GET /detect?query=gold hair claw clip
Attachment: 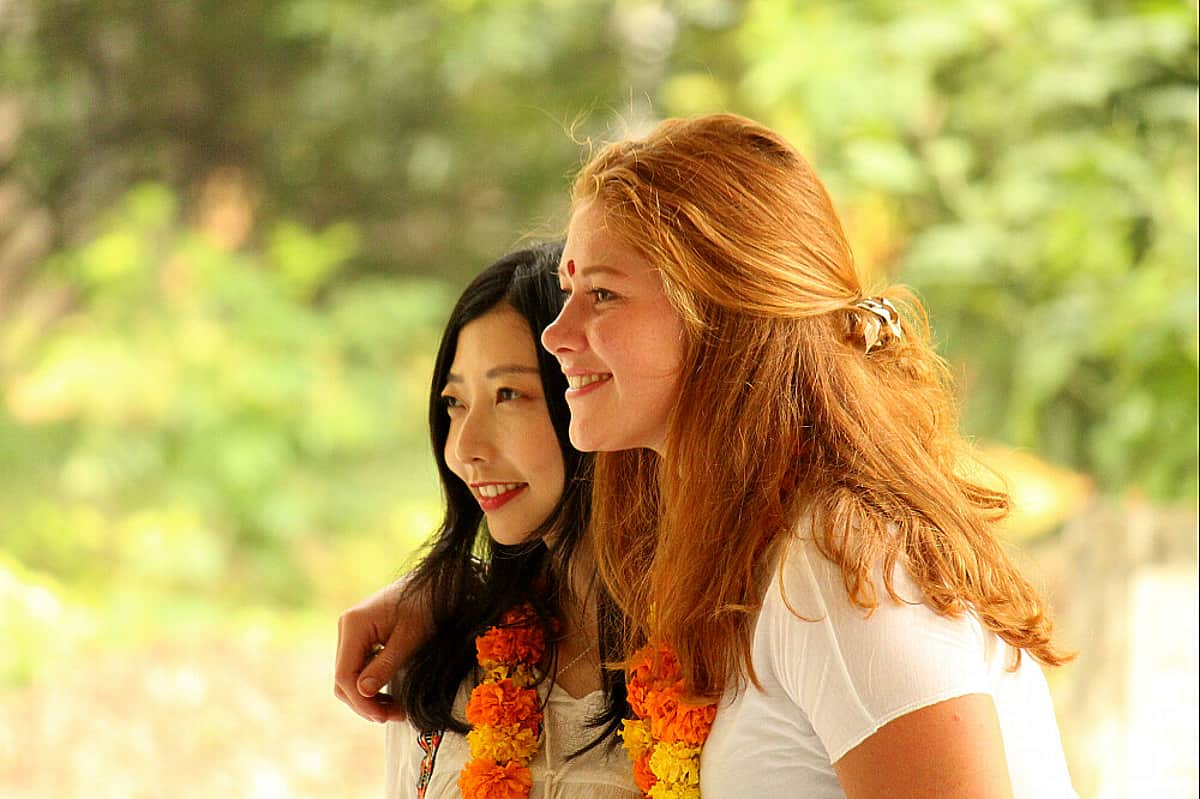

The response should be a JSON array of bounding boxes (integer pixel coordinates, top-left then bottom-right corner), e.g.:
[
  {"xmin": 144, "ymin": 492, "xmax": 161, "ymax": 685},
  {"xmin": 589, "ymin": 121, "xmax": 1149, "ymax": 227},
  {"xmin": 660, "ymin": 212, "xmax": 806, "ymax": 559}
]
[{"xmin": 854, "ymin": 297, "xmax": 903, "ymax": 353}]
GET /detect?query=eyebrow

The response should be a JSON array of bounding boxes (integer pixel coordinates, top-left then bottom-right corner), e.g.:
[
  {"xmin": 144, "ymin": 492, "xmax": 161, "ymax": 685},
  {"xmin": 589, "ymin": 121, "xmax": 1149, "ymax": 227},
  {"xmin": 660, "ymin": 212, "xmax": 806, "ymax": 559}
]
[{"xmin": 444, "ymin": 364, "xmax": 541, "ymax": 383}]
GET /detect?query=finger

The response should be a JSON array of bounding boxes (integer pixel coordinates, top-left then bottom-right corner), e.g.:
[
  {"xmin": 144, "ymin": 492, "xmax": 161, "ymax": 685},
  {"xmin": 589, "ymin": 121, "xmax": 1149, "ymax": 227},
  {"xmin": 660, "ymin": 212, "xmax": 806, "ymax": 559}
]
[
  {"xmin": 336, "ymin": 667, "xmax": 396, "ymax": 723},
  {"xmin": 333, "ymin": 615, "xmax": 367, "ymax": 697},
  {"xmin": 335, "ymin": 681, "xmax": 407, "ymax": 723},
  {"xmin": 367, "ymin": 690, "xmax": 408, "ymax": 723}
]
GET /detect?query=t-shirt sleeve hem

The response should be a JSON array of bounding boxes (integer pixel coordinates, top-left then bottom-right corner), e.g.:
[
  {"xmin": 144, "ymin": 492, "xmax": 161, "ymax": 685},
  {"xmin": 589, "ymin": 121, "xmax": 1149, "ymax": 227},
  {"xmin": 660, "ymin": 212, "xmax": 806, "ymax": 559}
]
[{"xmin": 826, "ymin": 687, "xmax": 993, "ymax": 764}]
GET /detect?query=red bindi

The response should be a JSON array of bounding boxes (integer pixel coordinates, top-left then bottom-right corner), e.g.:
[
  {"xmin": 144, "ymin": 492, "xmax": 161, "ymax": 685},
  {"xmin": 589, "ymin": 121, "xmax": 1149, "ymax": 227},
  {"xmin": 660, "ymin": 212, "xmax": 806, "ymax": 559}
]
[{"xmin": 566, "ymin": 259, "xmax": 575, "ymax": 276}]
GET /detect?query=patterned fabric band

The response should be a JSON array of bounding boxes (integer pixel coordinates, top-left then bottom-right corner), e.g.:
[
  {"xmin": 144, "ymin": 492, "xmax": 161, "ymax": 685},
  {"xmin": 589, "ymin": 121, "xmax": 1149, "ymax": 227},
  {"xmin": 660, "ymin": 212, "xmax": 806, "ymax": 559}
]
[
  {"xmin": 853, "ymin": 297, "xmax": 903, "ymax": 353},
  {"xmin": 416, "ymin": 729, "xmax": 444, "ymax": 798}
]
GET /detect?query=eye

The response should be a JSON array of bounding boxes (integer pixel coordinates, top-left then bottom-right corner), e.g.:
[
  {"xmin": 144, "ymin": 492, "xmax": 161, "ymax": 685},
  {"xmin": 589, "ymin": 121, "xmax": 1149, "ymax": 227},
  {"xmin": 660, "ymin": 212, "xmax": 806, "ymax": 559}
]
[
  {"xmin": 558, "ymin": 284, "xmax": 572, "ymax": 299},
  {"xmin": 589, "ymin": 287, "xmax": 616, "ymax": 303},
  {"xmin": 496, "ymin": 387, "xmax": 523, "ymax": 402},
  {"xmin": 441, "ymin": 394, "xmax": 463, "ymax": 412}
]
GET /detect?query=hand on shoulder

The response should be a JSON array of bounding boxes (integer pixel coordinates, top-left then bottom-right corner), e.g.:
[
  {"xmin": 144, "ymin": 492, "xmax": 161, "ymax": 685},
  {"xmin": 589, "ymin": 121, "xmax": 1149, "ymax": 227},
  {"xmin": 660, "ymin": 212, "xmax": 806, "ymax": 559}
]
[{"xmin": 333, "ymin": 577, "xmax": 431, "ymax": 723}]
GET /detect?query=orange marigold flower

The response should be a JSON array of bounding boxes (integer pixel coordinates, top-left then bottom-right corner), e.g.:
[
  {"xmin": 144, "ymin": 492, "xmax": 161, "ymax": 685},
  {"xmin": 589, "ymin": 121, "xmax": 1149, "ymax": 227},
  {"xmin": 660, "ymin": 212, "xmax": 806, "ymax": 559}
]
[
  {"xmin": 663, "ymin": 700, "xmax": 716, "ymax": 747},
  {"xmin": 624, "ymin": 641, "xmax": 716, "ymax": 797},
  {"xmin": 646, "ymin": 689, "xmax": 680, "ymax": 741},
  {"xmin": 498, "ymin": 604, "xmax": 538, "ymax": 627},
  {"xmin": 628, "ymin": 642, "xmax": 681, "ymax": 717},
  {"xmin": 628, "ymin": 643, "xmax": 679, "ymax": 686},
  {"xmin": 476, "ymin": 624, "xmax": 546, "ymax": 668},
  {"xmin": 458, "ymin": 758, "xmax": 533, "ymax": 799},
  {"xmin": 649, "ymin": 643, "xmax": 681, "ymax": 680},
  {"xmin": 627, "ymin": 677, "xmax": 652, "ymax": 717},
  {"xmin": 627, "ymin": 678, "xmax": 659, "ymax": 717},
  {"xmin": 474, "ymin": 604, "xmax": 546, "ymax": 669},
  {"xmin": 465, "ymin": 680, "xmax": 542, "ymax": 732},
  {"xmin": 645, "ymin": 690, "xmax": 715, "ymax": 746},
  {"xmin": 633, "ymin": 752, "xmax": 658, "ymax": 793},
  {"xmin": 460, "ymin": 604, "xmax": 551, "ymax": 799}
]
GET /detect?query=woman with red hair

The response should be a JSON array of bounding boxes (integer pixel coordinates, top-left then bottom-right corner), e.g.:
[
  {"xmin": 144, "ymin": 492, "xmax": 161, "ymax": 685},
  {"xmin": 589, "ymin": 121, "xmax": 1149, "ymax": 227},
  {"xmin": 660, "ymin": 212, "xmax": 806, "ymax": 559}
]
[{"xmin": 539, "ymin": 113, "xmax": 1076, "ymax": 797}]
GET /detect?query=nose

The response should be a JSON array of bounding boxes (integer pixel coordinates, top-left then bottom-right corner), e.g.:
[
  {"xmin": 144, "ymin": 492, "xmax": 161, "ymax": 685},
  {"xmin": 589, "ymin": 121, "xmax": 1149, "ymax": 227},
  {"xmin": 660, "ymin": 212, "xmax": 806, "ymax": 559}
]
[
  {"xmin": 541, "ymin": 297, "xmax": 583, "ymax": 356},
  {"xmin": 447, "ymin": 407, "xmax": 495, "ymax": 466}
]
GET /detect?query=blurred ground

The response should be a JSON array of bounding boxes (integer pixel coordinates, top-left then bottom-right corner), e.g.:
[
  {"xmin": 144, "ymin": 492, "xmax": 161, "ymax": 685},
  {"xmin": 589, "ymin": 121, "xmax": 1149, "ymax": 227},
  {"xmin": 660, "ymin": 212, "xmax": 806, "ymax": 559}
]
[
  {"xmin": 0, "ymin": 627, "xmax": 384, "ymax": 799},
  {"xmin": 0, "ymin": 567, "xmax": 1195, "ymax": 798}
]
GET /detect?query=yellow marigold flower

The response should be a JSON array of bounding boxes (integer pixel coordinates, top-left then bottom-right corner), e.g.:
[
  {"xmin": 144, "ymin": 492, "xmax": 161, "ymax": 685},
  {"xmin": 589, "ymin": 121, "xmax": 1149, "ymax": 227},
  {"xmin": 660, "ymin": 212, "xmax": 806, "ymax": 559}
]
[
  {"xmin": 481, "ymin": 663, "xmax": 537, "ymax": 687},
  {"xmin": 467, "ymin": 724, "xmax": 541, "ymax": 764},
  {"xmin": 507, "ymin": 664, "xmax": 536, "ymax": 688},
  {"xmin": 619, "ymin": 718, "xmax": 653, "ymax": 759},
  {"xmin": 461, "ymin": 604, "xmax": 551, "ymax": 799},
  {"xmin": 647, "ymin": 782, "xmax": 700, "ymax": 799},
  {"xmin": 648, "ymin": 741, "xmax": 701, "ymax": 787},
  {"xmin": 622, "ymin": 640, "xmax": 716, "ymax": 799},
  {"xmin": 484, "ymin": 664, "xmax": 513, "ymax": 681}
]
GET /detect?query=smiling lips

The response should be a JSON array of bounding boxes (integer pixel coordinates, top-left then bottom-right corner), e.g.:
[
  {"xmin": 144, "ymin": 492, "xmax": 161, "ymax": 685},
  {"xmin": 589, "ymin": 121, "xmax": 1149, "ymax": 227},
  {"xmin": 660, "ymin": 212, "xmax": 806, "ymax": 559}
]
[
  {"xmin": 566, "ymin": 373, "xmax": 612, "ymax": 394},
  {"xmin": 471, "ymin": 482, "xmax": 527, "ymax": 511}
]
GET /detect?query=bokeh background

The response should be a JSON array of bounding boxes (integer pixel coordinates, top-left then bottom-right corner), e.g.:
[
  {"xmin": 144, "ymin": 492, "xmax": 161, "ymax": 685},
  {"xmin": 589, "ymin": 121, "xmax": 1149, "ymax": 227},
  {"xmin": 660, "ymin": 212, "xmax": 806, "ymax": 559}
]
[{"xmin": 1, "ymin": 0, "xmax": 1197, "ymax": 797}]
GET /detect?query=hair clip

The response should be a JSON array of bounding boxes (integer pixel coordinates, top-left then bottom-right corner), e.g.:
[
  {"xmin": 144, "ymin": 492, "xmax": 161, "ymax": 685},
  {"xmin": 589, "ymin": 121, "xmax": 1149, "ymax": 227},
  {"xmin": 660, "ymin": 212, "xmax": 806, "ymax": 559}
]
[{"xmin": 854, "ymin": 297, "xmax": 903, "ymax": 353}]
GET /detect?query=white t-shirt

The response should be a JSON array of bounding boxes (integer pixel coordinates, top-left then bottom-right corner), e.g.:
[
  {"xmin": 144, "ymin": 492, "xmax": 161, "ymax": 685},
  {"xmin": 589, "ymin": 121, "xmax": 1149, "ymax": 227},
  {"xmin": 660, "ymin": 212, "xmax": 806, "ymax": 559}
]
[
  {"xmin": 701, "ymin": 534, "xmax": 1077, "ymax": 798},
  {"xmin": 385, "ymin": 681, "xmax": 637, "ymax": 799}
]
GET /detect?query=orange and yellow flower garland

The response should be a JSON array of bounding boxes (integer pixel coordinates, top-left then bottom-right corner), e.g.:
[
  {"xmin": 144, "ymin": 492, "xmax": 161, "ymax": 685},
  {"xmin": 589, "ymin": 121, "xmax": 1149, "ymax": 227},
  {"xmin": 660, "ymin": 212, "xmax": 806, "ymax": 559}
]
[
  {"xmin": 620, "ymin": 643, "xmax": 718, "ymax": 799},
  {"xmin": 459, "ymin": 604, "xmax": 547, "ymax": 799}
]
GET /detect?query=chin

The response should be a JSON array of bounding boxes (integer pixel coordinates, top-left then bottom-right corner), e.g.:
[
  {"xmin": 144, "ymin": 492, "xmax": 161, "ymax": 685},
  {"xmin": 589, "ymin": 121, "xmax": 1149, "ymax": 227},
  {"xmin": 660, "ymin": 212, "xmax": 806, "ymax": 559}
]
[
  {"xmin": 567, "ymin": 423, "xmax": 603, "ymax": 453},
  {"xmin": 570, "ymin": 417, "xmax": 658, "ymax": 453},
  {"xmin": 489, "ymin": 530, "xmax": 537, "ymax": 547}
]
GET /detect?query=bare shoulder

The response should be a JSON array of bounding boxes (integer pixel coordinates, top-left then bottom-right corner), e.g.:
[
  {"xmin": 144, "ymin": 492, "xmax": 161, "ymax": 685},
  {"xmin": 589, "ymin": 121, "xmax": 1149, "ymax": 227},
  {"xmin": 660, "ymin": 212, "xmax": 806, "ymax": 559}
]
[{"xmin": 833, "ymin": 693, "xmax": 1012, "ymax": 799}]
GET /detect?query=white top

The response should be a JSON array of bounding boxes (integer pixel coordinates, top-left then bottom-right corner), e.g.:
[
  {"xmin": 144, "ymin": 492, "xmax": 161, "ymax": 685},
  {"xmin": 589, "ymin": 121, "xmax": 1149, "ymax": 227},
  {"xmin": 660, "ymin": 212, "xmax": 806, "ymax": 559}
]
[
  {"xmin": 385, "ymin": 681, "xmax": 637, "ymax": 799},
  {"xmin": 701, "ymin": 533, "xmax": 1078, "ymax": 798}
]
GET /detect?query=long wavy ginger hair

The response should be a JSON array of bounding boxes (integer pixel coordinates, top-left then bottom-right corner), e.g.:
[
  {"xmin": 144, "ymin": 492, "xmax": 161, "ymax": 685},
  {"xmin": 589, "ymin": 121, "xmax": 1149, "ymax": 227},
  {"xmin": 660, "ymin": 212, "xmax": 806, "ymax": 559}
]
[{"xmin": 577, "ymin": 114, "xmax": 1069, "ymax": 700}]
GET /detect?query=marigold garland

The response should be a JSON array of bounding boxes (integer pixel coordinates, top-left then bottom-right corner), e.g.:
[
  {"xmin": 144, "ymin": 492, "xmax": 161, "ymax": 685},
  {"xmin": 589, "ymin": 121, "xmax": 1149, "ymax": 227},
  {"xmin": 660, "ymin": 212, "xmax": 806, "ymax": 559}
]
[
  {"xmin": 619, "ymin": 642, "xmax": 718, "ymax": 799},
  {"xmin": 459, "ymin": 604, "xmax": 547, "ymax": 799}
]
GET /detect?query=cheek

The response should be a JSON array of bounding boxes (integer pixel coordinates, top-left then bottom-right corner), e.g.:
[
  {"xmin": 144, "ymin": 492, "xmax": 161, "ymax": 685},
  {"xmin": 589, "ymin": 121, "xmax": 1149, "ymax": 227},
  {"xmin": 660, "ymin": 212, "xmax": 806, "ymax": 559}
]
[
  {"xmin": 652, "ymin": 309, "xmax": 687, "ymax": 380},
  {"xmin": 591, "ymin": 320, "xmax": 633, "ymax": 370},
  {"xmin": 537, "ymin": 436, "xmax": 566, "ymax": 486},
  {"xmin": 524, "ymin": 424, "xmax": 565, "ymax": 492},
  {"xmin": 614, "ymin": 324, "xmax": 685, "ymax": 383},
  {"xmin": 585, "ymin": 305, "xmax": 686, "ymax": 391}
]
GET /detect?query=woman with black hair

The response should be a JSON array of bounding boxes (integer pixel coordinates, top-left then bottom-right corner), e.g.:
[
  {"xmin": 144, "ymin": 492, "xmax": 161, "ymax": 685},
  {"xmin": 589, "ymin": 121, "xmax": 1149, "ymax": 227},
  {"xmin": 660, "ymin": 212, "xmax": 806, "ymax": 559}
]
[{"xmin": 347, "ymin": 243, "xmax": 635, "ymax": 798}]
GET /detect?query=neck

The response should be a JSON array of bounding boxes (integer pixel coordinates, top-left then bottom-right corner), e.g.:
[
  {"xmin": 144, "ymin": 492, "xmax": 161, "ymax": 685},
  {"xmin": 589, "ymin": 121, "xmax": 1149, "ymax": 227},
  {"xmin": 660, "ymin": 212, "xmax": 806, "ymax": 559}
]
[
  {"xmin": 558, "ymin": 530, "xmax": 598, "ymax": 641},
  {"xmin": 549, "ymin": 528, "xmax": 603, "ymax": 697}
]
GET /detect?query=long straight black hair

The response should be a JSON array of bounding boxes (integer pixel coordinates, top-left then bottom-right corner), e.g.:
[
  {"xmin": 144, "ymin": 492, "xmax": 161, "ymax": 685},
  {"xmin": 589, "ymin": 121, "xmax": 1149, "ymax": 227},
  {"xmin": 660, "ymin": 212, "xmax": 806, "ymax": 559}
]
[{"xmin": 394, "ymin": 242, "xmax": 627, "ymax": 751}]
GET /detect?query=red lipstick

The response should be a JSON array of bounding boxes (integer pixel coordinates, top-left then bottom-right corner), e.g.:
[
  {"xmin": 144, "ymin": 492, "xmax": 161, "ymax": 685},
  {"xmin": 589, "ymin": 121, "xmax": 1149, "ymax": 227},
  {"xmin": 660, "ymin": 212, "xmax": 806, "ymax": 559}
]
[{"xmin": 472, "ymin": 483, "xmax": 527, "ymax": 512}]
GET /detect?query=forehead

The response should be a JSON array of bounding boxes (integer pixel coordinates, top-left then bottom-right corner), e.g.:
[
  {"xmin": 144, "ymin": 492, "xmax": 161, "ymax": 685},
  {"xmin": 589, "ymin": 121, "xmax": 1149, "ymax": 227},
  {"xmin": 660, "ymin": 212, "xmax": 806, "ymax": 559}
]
[
  {"xmin": 449, "ymin": 306, "xmax": 538, "ymax": 370},
  {"xmin": 561, "ymin": 199, "xmax": 651, "ymax": 276}
]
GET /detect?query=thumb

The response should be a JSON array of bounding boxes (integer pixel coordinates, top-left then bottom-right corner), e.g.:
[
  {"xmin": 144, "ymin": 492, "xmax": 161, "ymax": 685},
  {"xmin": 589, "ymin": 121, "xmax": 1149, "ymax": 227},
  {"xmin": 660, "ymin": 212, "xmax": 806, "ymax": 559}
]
[{"xmin": 357, "ymin": 624, "xmax": 409, "ymax": 697}]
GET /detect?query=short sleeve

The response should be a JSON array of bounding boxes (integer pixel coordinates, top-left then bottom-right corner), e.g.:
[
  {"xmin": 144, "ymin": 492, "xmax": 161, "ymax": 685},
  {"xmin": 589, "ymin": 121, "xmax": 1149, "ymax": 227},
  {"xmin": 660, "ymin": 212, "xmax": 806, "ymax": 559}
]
[{"xmin": 768, "ymin": 538, "xmax": 994, "ymax": 762}]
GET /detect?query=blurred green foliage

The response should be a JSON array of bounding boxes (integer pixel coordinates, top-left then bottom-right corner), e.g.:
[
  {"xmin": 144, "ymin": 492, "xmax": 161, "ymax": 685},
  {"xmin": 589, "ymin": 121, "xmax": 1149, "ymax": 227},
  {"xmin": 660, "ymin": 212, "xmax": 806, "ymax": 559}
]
[
  {"xmin": 720, "ymin": 0, "xmax": 1199, "ymax": 498},
  {"xmin": 0, "ymin": 0, "xmax": 1196, "ymax": 629},
  {"xmin": 2, "ymin": 184, "xmax": 449, "ymax": 617}
]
